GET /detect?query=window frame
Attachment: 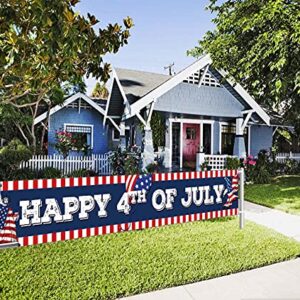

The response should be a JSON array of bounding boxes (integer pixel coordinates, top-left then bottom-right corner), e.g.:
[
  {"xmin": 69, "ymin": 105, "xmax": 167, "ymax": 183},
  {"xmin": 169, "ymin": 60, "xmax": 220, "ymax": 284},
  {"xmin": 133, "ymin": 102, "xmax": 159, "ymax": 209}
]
[
  {"xmin": 63, "ymin": 123, "xmax": 94, "ymax": 149},
  {"xmin": 219, "ymin": 122, "xmax": 251, "ymax": 155},
  {"xmin": 112, "ymin": 128, "xmax": 120, "ymax": 142}
]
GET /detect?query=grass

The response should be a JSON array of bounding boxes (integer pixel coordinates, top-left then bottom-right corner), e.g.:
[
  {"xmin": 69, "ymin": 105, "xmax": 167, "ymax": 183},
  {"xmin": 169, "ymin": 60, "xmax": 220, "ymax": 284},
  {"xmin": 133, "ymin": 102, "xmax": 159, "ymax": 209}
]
[
  {"xmin": 0, "ymin": 218, "xmax": 300, "ymax": 300},
  {"xmin": 245, "ymin": 175, "xmax": 300, "ymax": 215}
]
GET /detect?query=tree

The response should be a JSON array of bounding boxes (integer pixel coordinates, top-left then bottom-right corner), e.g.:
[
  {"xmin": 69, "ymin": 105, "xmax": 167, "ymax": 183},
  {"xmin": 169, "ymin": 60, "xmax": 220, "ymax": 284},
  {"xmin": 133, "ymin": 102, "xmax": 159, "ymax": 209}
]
[
  {"xmin": 91, "ymin": 82, "xmax": 109, "ymax": 99},
  {"xmin": 0, "ymin": 0, "xmax": 133, "ymax": 152},
  {"xmin": 189, "ymin": 0, "xmax": 300, "ymax": 134}
]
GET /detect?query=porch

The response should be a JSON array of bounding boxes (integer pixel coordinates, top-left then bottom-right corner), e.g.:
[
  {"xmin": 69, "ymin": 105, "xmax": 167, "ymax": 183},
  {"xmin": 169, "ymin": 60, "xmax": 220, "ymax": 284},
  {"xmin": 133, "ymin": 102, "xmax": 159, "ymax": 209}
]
[{"xmin": 162, "ymin": 116, "xmax": 249, "ymax": 170}]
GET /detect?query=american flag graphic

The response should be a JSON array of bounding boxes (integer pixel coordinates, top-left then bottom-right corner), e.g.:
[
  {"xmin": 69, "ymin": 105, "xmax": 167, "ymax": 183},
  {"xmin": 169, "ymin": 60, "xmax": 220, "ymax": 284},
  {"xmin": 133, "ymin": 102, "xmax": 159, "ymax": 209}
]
[
  {"xmin": 224, "ymin": 175, "xmax": 239, "ymax": 207},
  {"xmin": 125, "ymin": 174, "xmax": 153, "ymax": 194},
  {"xmin": 0, "ymin": 197, "xmax": 18, "ymax": 244}
]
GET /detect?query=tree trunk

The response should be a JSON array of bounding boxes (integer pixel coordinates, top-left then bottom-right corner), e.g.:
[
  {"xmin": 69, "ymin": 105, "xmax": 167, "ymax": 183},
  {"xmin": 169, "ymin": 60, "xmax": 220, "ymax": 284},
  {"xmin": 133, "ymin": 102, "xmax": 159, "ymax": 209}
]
[{"xmin": 40, "ymin": 104, "xmax": 51, "ymax": 152}]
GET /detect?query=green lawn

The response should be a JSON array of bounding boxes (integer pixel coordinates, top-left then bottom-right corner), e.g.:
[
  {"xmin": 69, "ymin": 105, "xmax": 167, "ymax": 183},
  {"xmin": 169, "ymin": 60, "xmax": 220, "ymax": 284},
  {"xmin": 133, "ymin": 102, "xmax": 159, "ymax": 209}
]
[
  {"xmin": 0, "ymin": 219, "xmax": 300, "ymax": 300},
  {"xmin": 245, "ymin": 176, "xmax": 300, "ymax": 215}
]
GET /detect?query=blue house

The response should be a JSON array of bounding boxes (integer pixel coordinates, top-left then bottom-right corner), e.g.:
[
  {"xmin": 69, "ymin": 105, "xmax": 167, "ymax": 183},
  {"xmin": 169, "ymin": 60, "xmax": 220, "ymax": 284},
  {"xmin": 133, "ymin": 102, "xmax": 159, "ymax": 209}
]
[
  {"xmin": 34, "ymin": 54, "xmax": 279, "ymax": 171},
  {"xmin": 34, "ymin": 93, "xmax": 121, "ymax": 156},
  {"xmin": 104, "ymin": 54, "xmax": 276, "ymax": 169}
]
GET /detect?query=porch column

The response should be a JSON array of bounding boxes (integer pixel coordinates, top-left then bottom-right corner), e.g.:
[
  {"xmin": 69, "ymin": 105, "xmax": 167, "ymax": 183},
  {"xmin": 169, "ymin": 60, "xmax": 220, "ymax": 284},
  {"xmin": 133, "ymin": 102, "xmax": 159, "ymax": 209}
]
[
  {"xmin": 142, "ymin": 103, "xmax": 155, "ymax": 168},
  {"xmin": 233, "ymin": 117, "xmax": 246, "ymax": 158},
  {"xmin": 142, "ymin": 125, "xmax": 155, "ymax": 168},
  {"xmin": 120, "ymin": 122, "xmax": 126, "ymax": 150},
  {"xmin": 163, "ymin": 119, "xmax": 172, "ymax": 169}
]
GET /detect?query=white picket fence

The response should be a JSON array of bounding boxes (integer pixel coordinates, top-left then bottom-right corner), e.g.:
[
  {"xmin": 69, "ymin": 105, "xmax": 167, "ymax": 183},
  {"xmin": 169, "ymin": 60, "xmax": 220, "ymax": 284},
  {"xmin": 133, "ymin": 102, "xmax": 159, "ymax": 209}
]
[
  {"xmin": 276, "ymin": 152, "xmax": 300, "ymax": 164},
  {"xmin": 204, "ymin": 154, "xmax": 236, "ymax": 170},
  {"xmin": 20, "ymin": 152, "xmax": 112, "ymax": 176}
]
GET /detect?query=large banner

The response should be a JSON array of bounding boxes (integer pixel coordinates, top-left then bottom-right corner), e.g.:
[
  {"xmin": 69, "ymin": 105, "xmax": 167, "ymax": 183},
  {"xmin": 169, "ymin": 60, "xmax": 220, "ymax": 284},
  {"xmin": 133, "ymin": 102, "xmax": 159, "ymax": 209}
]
[{"xmin": 0, "ymin": 170, "xmax": 239, "ymax": 247}]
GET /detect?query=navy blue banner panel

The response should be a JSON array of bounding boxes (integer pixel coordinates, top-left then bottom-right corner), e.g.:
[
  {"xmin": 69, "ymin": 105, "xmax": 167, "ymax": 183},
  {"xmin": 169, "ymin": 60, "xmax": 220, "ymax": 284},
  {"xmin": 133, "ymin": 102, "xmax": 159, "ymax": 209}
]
[{"xmin": 0, "ymin": 170, "xmax": 239, "ymax": 247}]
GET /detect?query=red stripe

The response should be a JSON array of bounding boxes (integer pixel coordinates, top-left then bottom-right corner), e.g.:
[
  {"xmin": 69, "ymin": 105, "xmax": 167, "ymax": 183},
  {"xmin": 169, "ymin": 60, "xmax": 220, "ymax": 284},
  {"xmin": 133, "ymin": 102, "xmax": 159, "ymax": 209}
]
[
  {"xmin": 102, "ymin": 226, "xmax": 106, "ymax": 235},
  {"xmin": 78, "ymin": 229, "xmax": 82, "ymax": 238},
  {"xmin": 109, "ymin": 224, "xmax": 113, "ymax": 233},
  {"xmin": 86, "ymin": 227, "xmax": 91, "ymax": 237},
  {"xmin": 70, "ymin": 177, "xmax": 74, "ymax": 187},
  {"xmin": 2, "ymin": 181, "xmax": 8, "ymax": 191},
  {"xmin": 78, "ymin": 177, "xmax": 83, "ymax": 187},
  {"xmin": 132, "ymin": 222, "xmax": 136, "ymax": 230},
  {"xmin": 33, "ymin": 235, "xmax": 38, "ymax": 245},
  {"xmin": 51, "ymin": 178, "xmax": 56, "ymax": 188},
  {"xmin": 52, "ymin": 232, "xmax": 56, "ymax": 243},
  {"xmin": 32, "ymin": 180, "xmax": 37, "ymax": 189},
  {"xmin": 13, "ymin": 181, "xmax": 18, "ymax": 190},
  {"xmin": 95, "ymin": 227, "xmax": 99, "ymax": 236},
  {"xmin": 43, "ymin": 234, "xmax": 47, "ymax": 244},
  {"xmin": 70, "ymin": 230, "xmax": 74, "ymax": 240},
  {"xmin": 42, "ymin": 179, "xmax": 47, "ymax": 189},
  {"xmin": 61, "ymin": 178, "xmax": 66, "ymax": 188}
]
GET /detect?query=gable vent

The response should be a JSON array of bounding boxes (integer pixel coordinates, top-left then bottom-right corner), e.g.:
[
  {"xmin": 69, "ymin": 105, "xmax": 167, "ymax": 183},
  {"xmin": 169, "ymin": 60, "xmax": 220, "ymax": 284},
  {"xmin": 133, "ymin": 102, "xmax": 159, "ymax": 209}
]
[{"xmin": 184, "ymin": 69, "xmax": 222, "ymax": 88}]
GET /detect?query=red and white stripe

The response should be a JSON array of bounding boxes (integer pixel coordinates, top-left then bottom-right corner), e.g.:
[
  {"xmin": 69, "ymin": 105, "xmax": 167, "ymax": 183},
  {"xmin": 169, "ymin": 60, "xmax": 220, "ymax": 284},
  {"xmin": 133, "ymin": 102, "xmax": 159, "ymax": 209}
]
[
  {"xmin": 0, "ymin": 170, "xmax": 238, "ymax": 192},
  {"xmin": 17, "ymin": 208, "xmax": 238, "ymax": 247},
  {"xmin": 224, "ymin": 175, "xmax": 239, "ymax": 207},
  {"xmin": 0, "ymin": 209, "xmax": 18, "ymax": 244},
  {"xmin": 125, "ymin": 175, "xmax": 138, "ymax": 192}
]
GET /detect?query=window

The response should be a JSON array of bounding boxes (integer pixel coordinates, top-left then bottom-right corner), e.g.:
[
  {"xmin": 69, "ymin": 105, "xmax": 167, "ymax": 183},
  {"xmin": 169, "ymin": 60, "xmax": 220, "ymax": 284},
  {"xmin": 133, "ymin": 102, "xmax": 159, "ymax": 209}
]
[
  {"xmin": 64, "ymin": 124, "xmax": 93, "ymax": 149},
  {"xmin": 203, "ymin": 124, "xmax": 212, "ymax": 154},
  {"xmin": 112, "ymin": 128, "xmax": 120, "ymax": 141},
  {"xmin": 221, "ymin": 124, "xmax": 248, "ymax": 155},
  {"xmin": 186, "ymin": 127, "xmax": 196, "ymax": 140}
]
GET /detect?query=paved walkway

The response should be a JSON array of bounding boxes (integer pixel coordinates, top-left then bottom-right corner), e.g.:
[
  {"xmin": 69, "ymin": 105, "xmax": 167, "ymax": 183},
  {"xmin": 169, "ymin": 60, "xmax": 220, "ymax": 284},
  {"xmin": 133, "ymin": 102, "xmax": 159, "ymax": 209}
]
[
  {"xmin": 245, "ymin": 200, "xmax": 300, "ymax": 241},
  {"xmin": 121, "ymin": 202, "xmax": 300, "ymax": 300},
  {"xmin": 121, "ymin": 259, "xmax": 300, "ymax": 300}
]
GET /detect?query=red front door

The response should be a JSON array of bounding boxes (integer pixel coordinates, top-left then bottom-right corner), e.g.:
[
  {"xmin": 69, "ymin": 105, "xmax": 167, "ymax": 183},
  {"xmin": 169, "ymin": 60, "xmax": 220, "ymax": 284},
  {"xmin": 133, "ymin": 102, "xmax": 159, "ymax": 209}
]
[{"xmin": 183, "ymin": 123, "xmax": 200, "ymax": 164}]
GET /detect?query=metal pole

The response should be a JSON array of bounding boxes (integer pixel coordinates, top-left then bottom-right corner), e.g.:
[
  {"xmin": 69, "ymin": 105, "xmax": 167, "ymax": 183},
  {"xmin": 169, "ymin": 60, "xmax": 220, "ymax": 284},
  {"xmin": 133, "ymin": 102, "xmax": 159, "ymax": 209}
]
[{"xmin": 239, "ymin": 168, "xmax": 245, "ymax": 229}]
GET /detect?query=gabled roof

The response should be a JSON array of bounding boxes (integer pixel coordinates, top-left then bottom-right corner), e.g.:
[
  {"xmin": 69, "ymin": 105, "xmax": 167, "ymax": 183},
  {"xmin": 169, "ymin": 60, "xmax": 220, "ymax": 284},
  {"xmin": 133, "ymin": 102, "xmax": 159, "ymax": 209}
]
[
  {"xmin": 34, "ymin": 92, "xmax": 120, "ymax": 131},
  {"xmin": 117, "ymin": 54, "xmax": 270, "ymax": 125},
  {"xmin": 115, "ymin": 68, "xmax": 171, "ymax": 104}
]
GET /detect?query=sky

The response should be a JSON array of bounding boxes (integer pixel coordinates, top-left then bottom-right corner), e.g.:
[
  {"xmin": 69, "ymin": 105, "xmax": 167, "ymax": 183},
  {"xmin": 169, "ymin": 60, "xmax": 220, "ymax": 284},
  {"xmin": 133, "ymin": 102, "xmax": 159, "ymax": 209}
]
[{"xmin": 76, "ymin": 0, "xmax": 216, "ymax": 94}]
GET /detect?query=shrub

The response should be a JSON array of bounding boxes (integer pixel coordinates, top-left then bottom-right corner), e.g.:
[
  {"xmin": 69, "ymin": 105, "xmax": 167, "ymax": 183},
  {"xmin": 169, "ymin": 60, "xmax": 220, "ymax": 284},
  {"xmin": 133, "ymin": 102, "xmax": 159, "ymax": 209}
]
[
  {"xmin": 110, "ymin": 146, "xmax": 142, "ymax": 175},
  {"xmin": 284, "ymin": 158, "xmax": 299, "ymax": 175},
  {"xmin": 68, "ymin": 169, "xmax": 98, "ymax": 178},
  {"xmin": 146, "ymin": 162, "xmax": 158, "ymax": 173},
  {"xmin": 243, "ymin": 155, "xmax": 256, "ymax": 181},
  {"xmin": 251, "ymin": 150, "xmax": 271, "ymax": 184},
  {"xmin": 12, "ymin": 168, "xmax": 37, "ymax": 180},
  {"xmin": 39, "ymin": 167, "xmax": 62, "ymax": 179},
  {"xmin": 0, "ymin": 139, "xmax": 32, "ymax": 181},
  {"xmin": 225, "ymin": 157, "xmax": 241, "ymax": 170}
]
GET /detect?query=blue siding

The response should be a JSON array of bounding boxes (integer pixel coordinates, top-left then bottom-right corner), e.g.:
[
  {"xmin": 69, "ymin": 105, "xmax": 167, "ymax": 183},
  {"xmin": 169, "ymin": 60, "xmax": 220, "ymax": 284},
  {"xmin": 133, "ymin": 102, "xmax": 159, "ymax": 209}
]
[
  {"xmin": 213, "ymin": 121, "xmax": 221, "ymax": 154},
  {"xmin": 250, "ymin": 125, "xmax": 273, "ymax": 157},
  {"xmin": 155, "ymin": 83, "xmax": 245, "ymax": 118},
  {"xmin": 48, "ymin": 107, "xmax": 109, "ymax": 155}
]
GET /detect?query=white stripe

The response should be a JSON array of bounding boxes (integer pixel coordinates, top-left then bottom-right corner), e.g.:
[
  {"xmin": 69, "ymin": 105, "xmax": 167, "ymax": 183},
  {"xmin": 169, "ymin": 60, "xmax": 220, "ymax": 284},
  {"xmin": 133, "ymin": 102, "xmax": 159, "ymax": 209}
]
[
  {"xmin": 65, "ymin": 177, "xmax": 70, "ymax": 187},
  {"xmin": 74, "ymin": 178, "xmax": 79, "ymax": 187},
  {"xmin": 8, "ymin": 181, "xmax": 14, "ymax": 191},
  {"xmin": 47, "ymin": 179, "xmax": 52, "ymax": 189},
  {"xmin": 65, "ymin": 231, "xmax": 70, "ymax": 240},
  {"xmin": 90, "ymin": 227, "xmax": 95, "ymax": 236},
  {"xmin": 90, "ymin": 177, "xmax": 95, "ymax": 186}
]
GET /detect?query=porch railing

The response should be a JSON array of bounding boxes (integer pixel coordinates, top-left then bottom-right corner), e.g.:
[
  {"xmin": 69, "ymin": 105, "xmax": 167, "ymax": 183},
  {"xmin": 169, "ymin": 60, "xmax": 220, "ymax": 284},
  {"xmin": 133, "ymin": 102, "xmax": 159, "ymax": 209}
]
[
  {"xmin": 276, "ymin": 152, "xmax": 300, "ymax": 164},
  {"xmin": 20, "ymin": 152, "xmax": 112, "ymax": 176},
  {"xmin": 204, "ymin": 154, "xmax": 237, "ymax": 170}
]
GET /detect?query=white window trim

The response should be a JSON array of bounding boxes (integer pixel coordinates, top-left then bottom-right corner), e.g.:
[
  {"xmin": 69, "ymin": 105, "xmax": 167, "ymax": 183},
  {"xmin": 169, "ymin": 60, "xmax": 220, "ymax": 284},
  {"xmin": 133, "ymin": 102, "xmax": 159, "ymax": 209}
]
[
  {"xmin": 112, "ymin": 128, "xmax": 120, "ymax": 141},
  {"xmin": 219, "ymin": 122, "xmax": 251, "ymax": 155},
  {"xmin": 64, "ymin": 123, "xmax": 94, "ymax": 149},
  {"xmin": 168, "ymin": 118, "xmax": 215, "ymax": 169}
]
